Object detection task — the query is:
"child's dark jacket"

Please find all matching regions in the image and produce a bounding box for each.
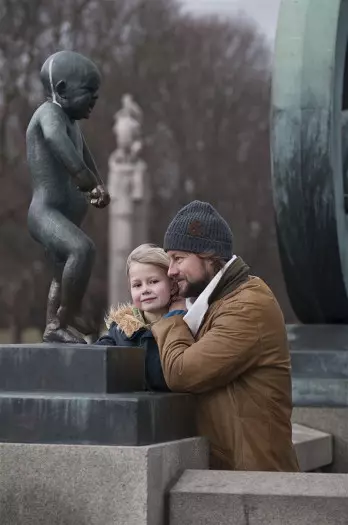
[96,305,169,392]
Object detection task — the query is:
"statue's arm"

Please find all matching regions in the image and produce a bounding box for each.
[39,110,98,192]
[82,133,103,186]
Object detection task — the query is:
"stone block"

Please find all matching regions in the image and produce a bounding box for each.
[0,437,208,525]
[293,407,348,472]
[292,423,332,471]
[287,324,348,352]
[0,392,196,445]
[170,470,348,525]
[0,344,145,393]
[287,325,348,406]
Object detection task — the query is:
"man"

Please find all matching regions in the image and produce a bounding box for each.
[152,200,299,471]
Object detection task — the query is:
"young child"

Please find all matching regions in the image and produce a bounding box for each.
[96,244,184,391]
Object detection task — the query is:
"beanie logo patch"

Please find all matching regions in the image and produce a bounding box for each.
[187,220,203,237]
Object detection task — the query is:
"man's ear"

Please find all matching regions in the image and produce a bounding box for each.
[55,80,67,98]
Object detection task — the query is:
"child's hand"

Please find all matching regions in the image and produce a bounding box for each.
[90,185,110,208]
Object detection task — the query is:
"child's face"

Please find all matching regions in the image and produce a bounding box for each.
[60,71,100,120]
[129,262,172,314]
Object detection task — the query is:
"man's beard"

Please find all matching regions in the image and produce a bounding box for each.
[180,274,212,298]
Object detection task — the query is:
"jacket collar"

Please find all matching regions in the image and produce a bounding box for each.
[183,256,250,337]
[106,304,148,338]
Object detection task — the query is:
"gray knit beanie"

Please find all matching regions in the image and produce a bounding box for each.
[163,200,233,260]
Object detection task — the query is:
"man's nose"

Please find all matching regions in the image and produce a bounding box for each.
[168,262,178,278]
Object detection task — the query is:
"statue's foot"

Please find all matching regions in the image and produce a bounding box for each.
[43,324,87,344]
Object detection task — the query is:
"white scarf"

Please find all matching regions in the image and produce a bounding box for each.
[183,255,237,336]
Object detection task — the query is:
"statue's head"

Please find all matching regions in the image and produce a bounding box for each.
[40,51,101,120]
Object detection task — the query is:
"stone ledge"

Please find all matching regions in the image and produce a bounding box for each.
[0,392,196,445]
[0,344,145,393]
[170,470,348,525]
[0,437,208,525]
[292,423,332,471]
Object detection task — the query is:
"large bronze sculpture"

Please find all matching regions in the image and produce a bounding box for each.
[271,0,348,323]
[26,51,110,344]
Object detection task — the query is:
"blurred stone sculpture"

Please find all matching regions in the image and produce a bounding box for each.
[26,50,110,344]
[108,94,149,305]
[109,93,144,200]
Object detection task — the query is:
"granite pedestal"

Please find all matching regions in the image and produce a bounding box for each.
[0,343,205,524]
[287,324,348,406]
[0,438,208,525]
[0,344,197,445]
[170,471,348,525]
[288,324,348,471]
[0,343,145,393]
[0,391,196,445]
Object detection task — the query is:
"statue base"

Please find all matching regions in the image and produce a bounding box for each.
[288,324,348,406]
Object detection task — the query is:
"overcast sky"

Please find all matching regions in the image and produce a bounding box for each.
[182,0,281,42]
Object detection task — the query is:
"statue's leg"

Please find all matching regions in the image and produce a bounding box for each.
[45,256,97,336]
[37,210,95,344]
[43,262,84,343]
[46,262,63,326]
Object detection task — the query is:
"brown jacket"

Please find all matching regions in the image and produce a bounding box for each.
[152,262,299,472]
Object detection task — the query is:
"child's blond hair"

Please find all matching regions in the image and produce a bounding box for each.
[126,243,169,275]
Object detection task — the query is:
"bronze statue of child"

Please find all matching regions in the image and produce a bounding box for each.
[26,50,110,344]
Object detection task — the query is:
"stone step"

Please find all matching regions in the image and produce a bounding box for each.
[292,378,348,406]
[169,471,348,525]
[292,423,332,471]
[0,392,196,446]
[0,438,208,525]
[0,344,144,393]
[287,324,348,352]
[286,325,348,407]
[291,350,348,378]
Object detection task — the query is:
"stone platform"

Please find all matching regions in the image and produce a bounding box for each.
[0,391,196,445]
[169,471,348,525]
[287,324,348,406]
[0,344,197,445]
[0,344,145,393]
[0,437,208,525]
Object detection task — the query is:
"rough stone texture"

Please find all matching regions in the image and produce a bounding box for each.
[170,470,348,525]
[0,392,196,446]
[0,437,208,525]
[0,344,145,393]
[288,325,348,406]
[287,325,348,354]
[293,407,348,473]
[292,423,332,471]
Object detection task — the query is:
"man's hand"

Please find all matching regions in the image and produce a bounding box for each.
[90,185,111,209]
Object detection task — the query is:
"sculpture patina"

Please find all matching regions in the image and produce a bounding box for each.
[26,50,110,344]
[271,0,348,323]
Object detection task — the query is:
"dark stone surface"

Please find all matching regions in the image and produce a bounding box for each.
[287,324,348,352]
[292,379,348,407]
[0,392,196,446]
[287,325,348,406]
[0,344,145,393]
